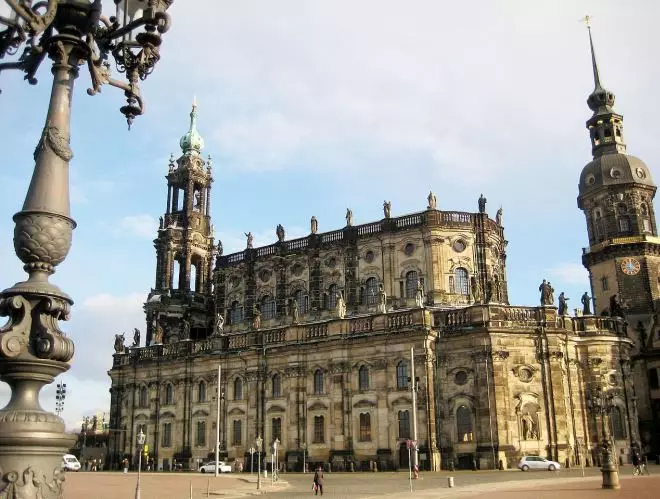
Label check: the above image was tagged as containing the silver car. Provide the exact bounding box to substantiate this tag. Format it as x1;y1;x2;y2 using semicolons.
199;461;232;473
517;456;561;471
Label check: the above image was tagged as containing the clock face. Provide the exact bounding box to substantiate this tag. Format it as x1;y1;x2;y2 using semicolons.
620;257;641;276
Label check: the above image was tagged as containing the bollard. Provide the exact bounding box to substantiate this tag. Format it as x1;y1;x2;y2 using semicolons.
123;467;128;474
448;476;454;488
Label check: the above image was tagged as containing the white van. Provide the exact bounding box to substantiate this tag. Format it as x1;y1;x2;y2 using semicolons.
62;454;81;472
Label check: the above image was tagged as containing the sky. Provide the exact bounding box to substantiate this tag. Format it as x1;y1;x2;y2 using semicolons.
0;0;659;431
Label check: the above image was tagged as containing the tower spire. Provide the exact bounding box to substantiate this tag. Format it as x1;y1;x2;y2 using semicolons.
180;97;204;155
585;16;602;90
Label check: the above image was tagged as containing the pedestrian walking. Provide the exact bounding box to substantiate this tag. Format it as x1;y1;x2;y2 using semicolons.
313;466;324;496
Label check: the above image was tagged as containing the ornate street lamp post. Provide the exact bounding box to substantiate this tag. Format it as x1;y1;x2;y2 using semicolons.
0;2;172;497
301;442;307;473
135;429;146;499
587;385;620;489
255;435;263;490
248;446;255;475
273;437;279;482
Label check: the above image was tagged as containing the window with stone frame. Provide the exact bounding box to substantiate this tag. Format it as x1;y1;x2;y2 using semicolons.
358;365;370;391
314;369;324;395
139;386;148;408
162;422;172;447
456;405;473;442
196;421;206;447
313;415;325;443
618;216;630;233
261;295;276;320
359;413;371;441
398;410;410;439
232;420;242;446
272;417;282;442
229;300;243;325
328;284;338;310
295;289;308;314
455;267;470;295
611;406;625;440
234;378;243;400
272;374;281;398
197;381;206;403
165;383;174;405
396;361;409;389
593;209;604;241
365;277;378;305
405;271;418;298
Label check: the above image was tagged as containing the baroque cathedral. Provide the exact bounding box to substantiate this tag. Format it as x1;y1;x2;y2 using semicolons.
108;28;659;472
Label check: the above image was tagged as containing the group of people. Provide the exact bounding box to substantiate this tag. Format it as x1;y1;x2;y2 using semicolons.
632;450;650;476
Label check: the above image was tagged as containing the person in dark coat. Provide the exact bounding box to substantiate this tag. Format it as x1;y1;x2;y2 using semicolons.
313;466;324;495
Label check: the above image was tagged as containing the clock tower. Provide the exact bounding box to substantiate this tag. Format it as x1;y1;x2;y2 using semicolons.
577;24;660;454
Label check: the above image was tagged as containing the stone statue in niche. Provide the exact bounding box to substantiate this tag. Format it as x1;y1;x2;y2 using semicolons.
252;308;261;329
245;232;254;249
471;276;482;303
493;276;501;303
581;291;592;315
215;313;224;335
182;319;191;339
113;333;126;353
132;328;140;347
310;216;318;234
291;299;300;324
276;224;285;242
194;191;202;210
153;323;164;345
478;193;487;213
558;292;569;315
521;412;538;440
345;208;353;227
415;279;424;308
427;191;437;210
378;285;387;314
383;200;391;219
336;292;346;319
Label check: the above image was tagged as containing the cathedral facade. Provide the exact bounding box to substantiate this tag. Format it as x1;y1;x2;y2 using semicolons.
108;30;651;472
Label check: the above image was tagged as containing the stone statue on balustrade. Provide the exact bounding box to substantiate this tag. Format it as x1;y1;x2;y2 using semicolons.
153;322;164;345
383;200;391;219
336;292;346;319
245;232;254;249
539;279;554;306
558;292;569;315
310;216;318;234
470;276;482;304
217;239;223;256
346;208;353;227
427;191;437;210
581;291;592;315
215;313;225;335
415;279;425;308
378;285;387;314
252;308;261;329
276;224;285;242
182;319;191;339
291;299;300;324
478;193;487;214
496;206;503;226
521;412;538;440
132;328;141;348
113;333;126;354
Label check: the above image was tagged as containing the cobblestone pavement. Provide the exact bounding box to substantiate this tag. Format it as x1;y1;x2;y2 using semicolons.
63;465;658;499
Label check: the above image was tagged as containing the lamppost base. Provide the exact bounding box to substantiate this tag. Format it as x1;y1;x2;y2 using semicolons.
600;466;621;489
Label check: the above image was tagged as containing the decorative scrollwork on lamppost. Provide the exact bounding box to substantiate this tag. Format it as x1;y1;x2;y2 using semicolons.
586;384;620;489
0;2;173;498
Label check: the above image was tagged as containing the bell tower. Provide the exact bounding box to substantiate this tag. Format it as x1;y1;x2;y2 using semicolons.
145;100;216;344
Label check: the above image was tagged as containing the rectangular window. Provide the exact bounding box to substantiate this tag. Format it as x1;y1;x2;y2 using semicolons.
313;416;324;443
649;368;660;390
359;413;371;442
272;418;282;442
618;217;630;233
398;410;410;439
232;420;242;446
601;277;609;291
196;421;206;447
643;219;652;233
162;423;172;447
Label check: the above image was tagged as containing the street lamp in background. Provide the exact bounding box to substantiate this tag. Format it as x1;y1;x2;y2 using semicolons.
301;442;307;473
586;384;620;489
135;429;146;499
0;1;173;493
273;438;280;481
248;446;255;475
256;435;263;490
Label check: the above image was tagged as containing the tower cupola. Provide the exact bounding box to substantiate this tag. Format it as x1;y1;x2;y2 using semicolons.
179;98;204;155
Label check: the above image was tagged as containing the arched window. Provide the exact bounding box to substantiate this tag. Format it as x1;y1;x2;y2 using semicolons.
314;369;324;395
611;406;626;440
232;420;242;446
190;261;198;292
593;209;604;241
396;361;409;389
173;259;181;289
641;204;652;233
234;378;243;401
197;381;206;403
365;277;378;305
398;410;410;439
359;413;371;441
165;383;174;405
456;405;473;442
405;271;418;298
272;374;281;398
328;284;338;310
230;301;243;325
359;365;370;391
295;289;308;314
455;268;469;296
261;295;276;320
140;386;148;408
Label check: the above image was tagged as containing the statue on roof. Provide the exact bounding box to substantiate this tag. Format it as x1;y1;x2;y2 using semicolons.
415;279;425;308
378;285;387;314
539;279;554;306
427;191;437;210
478;193;487;214
252;308;261;330
383;201;391;219
215;313;225;335
217;239;223;256
310;216;318;235
581;291;592;315
132;328;140;348
470;276;482;304
496;206;503;226
113;333;126;354
346;208;353;227
276;224;285;242
558;292;569;315
336;291;346;319
159;216;163;229
245;232;254;249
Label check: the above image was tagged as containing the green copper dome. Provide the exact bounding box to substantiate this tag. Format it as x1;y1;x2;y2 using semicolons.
179;99;204;155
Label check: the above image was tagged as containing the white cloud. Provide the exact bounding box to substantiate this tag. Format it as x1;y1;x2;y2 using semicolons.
546;263;590;285
116;214;158;239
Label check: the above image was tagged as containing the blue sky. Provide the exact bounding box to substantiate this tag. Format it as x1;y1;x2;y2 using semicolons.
0;1;659;430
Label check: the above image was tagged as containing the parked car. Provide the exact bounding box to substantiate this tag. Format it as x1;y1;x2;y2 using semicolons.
517;456;561;471
61;454;81;472
199;461;232;473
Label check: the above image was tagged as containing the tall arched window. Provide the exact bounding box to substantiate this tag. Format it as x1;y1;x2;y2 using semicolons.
272;374;281;398
140;386;148;408
398;410;410;439
165;383;174;405
456;405;473;442
328;284;338;310
314;369;324;395
365;277;378;305
197;381;206;403
172;260;181;289
455;268;469;295
295;289;308;314
359;413;371;441
593;209;604;241
405;271;418;298
230;300;243;325
396;361;409;389
611;406;626;440
234;378;243;401
261;295;276;320
358;365;370;391
641;204;652;233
